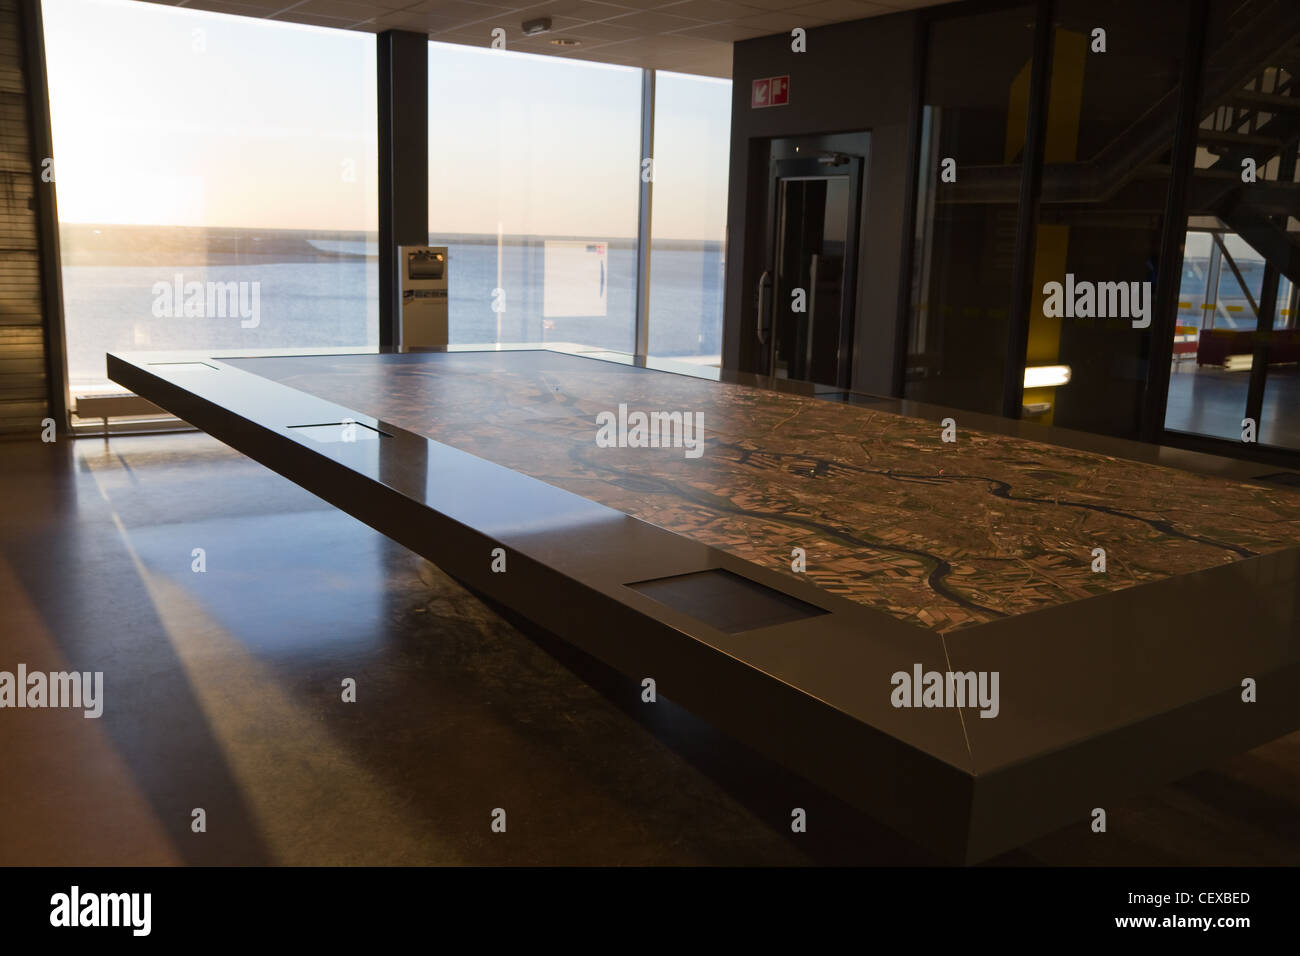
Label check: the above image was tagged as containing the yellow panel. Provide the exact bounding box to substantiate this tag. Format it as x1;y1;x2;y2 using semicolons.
1017;30;1086;424
1045;30;1087;163
1005;61;1031;164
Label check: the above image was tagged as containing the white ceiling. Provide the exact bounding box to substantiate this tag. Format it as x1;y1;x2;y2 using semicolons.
146;0;955;77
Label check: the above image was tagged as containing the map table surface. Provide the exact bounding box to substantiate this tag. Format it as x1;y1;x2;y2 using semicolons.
226;350;1300;633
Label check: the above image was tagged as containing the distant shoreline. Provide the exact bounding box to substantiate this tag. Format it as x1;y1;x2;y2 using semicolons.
58;223;723;267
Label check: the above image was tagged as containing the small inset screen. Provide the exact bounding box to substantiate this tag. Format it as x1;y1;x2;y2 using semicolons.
626;568;827;634
287;421;391;444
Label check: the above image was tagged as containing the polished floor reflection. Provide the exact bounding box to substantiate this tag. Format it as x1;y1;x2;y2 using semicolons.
1166;364;1300;450
1;432;1297;865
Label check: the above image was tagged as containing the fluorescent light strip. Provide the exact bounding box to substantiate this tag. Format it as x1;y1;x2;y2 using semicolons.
1024;365;1072;389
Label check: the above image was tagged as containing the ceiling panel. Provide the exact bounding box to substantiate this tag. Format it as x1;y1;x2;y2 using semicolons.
136;0;960;78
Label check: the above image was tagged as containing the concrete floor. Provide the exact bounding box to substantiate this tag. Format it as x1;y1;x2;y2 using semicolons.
1;431;1297;866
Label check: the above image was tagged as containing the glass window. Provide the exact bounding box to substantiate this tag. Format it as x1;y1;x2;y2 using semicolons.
1213;234;1263;329
427;43;641;353
905;5;1039;415
1027;0;1187;438
648;71;730;364
43;0;378;392
1165;0;1300;446
1179;231;1213;324
1276;275;1295;330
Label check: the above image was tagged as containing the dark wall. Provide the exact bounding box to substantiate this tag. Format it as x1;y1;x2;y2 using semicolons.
724;11;919;396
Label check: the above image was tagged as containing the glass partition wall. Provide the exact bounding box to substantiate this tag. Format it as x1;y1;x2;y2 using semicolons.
1026;0;1187;440
1162;0;1300;452
905;4;1039;416
908;0;1300;463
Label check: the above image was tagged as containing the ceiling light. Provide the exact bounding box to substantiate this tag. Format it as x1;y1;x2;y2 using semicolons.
522;17;551;36
551;38;580;47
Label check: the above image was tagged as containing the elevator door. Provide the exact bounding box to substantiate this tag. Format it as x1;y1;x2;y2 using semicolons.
758;154;862;388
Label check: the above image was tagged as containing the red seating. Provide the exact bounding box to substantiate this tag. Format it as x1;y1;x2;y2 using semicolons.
1197;327;1300;366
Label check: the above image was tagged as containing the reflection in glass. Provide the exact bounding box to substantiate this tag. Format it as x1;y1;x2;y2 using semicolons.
771;175;855;386
905;5;1038;415
1024;0;1185;439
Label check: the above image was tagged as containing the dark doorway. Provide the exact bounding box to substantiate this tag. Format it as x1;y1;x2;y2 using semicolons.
755;135;867;389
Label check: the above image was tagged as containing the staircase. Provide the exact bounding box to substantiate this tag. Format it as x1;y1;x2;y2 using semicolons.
1189;36;1300;286
941;0;1300;288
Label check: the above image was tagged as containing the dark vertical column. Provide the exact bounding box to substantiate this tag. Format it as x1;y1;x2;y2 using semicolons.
1244;140;1298;433
892;12;928;398
377;30;428;351
634;69;654;358
16;0;68;434
1141;0;1208;443
1000;0;1055;419
1246;262;1280;430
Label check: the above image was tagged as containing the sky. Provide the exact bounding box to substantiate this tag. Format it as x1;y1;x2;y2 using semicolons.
42;0;731;240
